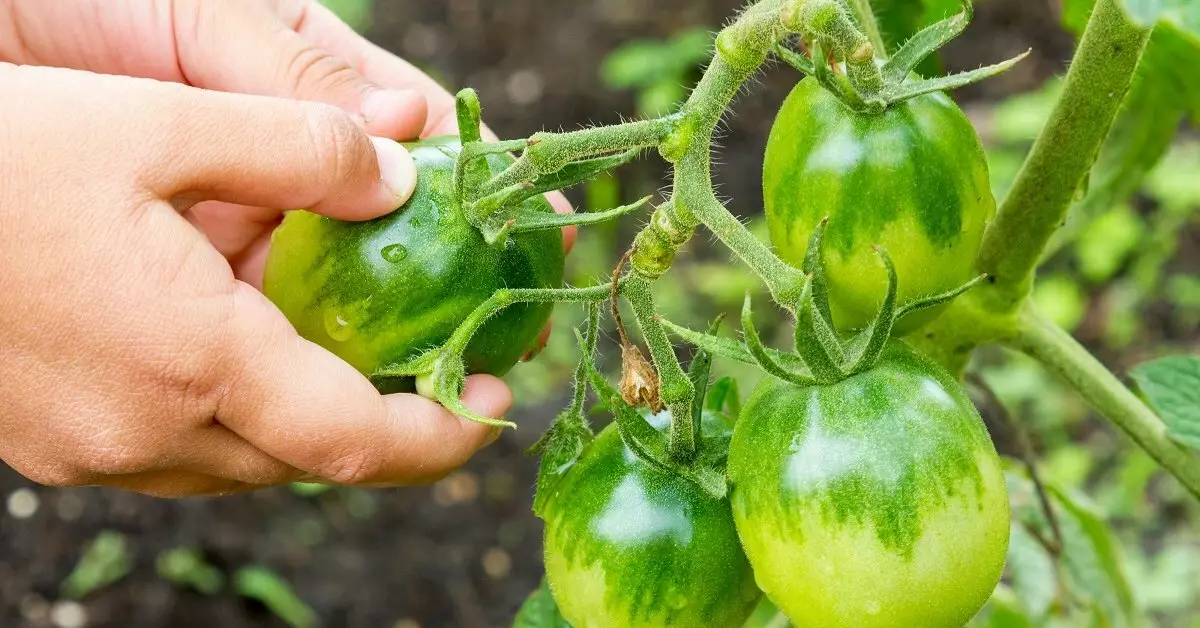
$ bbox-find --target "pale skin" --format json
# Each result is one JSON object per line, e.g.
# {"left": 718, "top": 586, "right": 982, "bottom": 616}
{"left": 0, "top": 0, "right": 574, "bottom": 497}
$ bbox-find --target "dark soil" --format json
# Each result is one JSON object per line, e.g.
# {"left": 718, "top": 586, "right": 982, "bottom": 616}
{"left": 1, "top": 2, "right": 1076, "bottom": 627}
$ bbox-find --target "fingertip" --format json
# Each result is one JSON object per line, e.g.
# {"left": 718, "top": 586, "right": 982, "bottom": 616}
{"left": 369, "top": 136, "right": 418, "bottom": 209}
{"left": 362, "top": 88, "right": 429, "bottom": 141}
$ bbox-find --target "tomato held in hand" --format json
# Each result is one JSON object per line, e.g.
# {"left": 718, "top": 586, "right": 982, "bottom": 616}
{"left": 763, "top": 76, "right": 995, "bottom": 332}
{"left": 728, "top": 342, "right": 1009, "bottom": 628}
{"left": 262, "top": 136, "right": 565, "bottom": 391}
{"left": 542, "top": 410, "right": 760, "bottom": 628}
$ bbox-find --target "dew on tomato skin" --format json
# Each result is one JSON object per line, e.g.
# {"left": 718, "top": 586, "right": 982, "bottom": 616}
{"left": 665, "top": 587, "right": 690, "bottom": 610}
{"left": 323, "top": 309, "right": 355, "bottom": 341}
{"left": 380, "top": 243, "right": 409, "bottom": 263}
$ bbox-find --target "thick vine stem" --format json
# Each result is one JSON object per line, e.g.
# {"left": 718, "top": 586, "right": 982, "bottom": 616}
{"left": 976, "top": 0, "right": 1151, "bottom": 308}
{"left": 913, "top": 0, "right": 1153, "bottom": 377}
{"left": 1008, "top": 305, "right": 1200, "bottom": 501}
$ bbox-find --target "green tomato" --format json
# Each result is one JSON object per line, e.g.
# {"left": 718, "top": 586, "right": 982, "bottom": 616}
{"left": 541, "top": 410, "right": 760, "bottom": 628}
{"left": 727, "top": 342, "right": 1009, "bottom": 628}
{"left": 763, "top": 77, "right": 995, "bottom": 332}
{"left": 262, "top": 136, "right": 565, "bottom": 391}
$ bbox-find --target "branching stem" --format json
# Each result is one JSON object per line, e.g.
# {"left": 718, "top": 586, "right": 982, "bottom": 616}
{"left": 1008, "top": 305, "right": 1200, "bottom": 501}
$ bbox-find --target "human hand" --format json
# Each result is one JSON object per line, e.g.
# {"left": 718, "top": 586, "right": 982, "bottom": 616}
{"left": 0, "top": 63, "right": 512, "bottom": 497}
{"left": 0, "top": 0, "right": 573, "bottom": 351}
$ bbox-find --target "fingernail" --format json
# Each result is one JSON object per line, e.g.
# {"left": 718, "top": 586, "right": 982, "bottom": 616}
{"left": 362, "top": 89, "right": 411, "bottom": 124}
{"left": 371, "top": 136, "right": 418, "bottom": 205}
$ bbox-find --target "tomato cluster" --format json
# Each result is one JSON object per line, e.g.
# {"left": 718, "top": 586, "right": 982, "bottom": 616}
{"left": 260, "top": 60, "right": 1010, "bottom": 626}
{"left": 538, "top": 77, "right": 1009, "bottom": 625}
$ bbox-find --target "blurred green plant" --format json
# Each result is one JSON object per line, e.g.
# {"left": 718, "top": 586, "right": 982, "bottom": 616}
{"left": 318, "top": 0, "right": 373, "bottom": 33}
{"left": 156, "top": 547, "right": 225, "bottom": 595}
{"left": 599, "top": 28, "right": 714, "bottom": 117}
{"left": 60, "top": 530, "right": 132, "bottom": 599}
{"left": 234, "top": 565, "right": 319, "bottom": 628}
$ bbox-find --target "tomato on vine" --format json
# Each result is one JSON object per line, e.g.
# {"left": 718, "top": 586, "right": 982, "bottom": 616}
{"left": 763, "top": 75, "right": 996, "bottom": 333}
{"left": 540, "top": 410, "right": 761, "bottom": 628}
{"left": 727, "top": 341, "right": 1010, "bottom": 628}
{"left": 262, "top": 136, "right": 565, "bottom": 392}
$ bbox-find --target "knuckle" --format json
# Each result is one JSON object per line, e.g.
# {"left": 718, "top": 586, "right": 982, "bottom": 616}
{"left": 300, "top": 102, "right": 370, "bottom": 190}
{"left": 88, "top": 444, "right": 155, "bottom": 476}
{"left": 284, "top": 45, "right": 357, "bottom": 101}
{"left": 319, "top": 449, "right": 384, "bottom": 486}
{"left": 20, "top": 464, "right": 87, "bottom": 488}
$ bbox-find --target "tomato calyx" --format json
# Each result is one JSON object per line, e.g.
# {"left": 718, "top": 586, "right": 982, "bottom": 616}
{"left": 449, "top": 89, "right": 652, "bottom": 245}
{"left": 664, "top": 218, "right": 986, "bottom": 386}
{"left": 776, "top": 0, "right": 1029, "bottom": 113}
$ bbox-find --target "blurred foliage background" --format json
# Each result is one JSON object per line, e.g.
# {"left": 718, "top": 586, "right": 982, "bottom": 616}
{"left": 1, "top": 0, "right": 1196, "bottom": 627}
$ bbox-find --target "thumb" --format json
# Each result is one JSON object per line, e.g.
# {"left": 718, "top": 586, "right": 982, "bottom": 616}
{"left": 213, "top": 284, "right": 507, "bottom": 485}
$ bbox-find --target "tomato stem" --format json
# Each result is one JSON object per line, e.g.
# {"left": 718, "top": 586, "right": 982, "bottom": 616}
{"left": 1009, "top": 304, "right": 1200, "bottom": 501}
{"left": 623, "top": 275, "right": 698, "bottom": 463}
{"left": 976, "top": 0, "right": 1151, "bottom": 308}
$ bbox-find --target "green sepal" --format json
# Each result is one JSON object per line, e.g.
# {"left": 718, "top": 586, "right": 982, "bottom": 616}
{"left": 454, "top": 88, "right": 484, "bottom": 144}
{"left": 800, "top": 217, "right": 835, "bottom": 327}
{"left": 741, "top": 294, "right": 819, "bottom": 386}
{"left": 586, "top": 364, "right": 728, "bottom": 500}
{"left": 452, "top": 89, "right": 492, "bottom": 205}
{"left": 371, "top": 347, "right": 515, "bottom": 429}
{"left": 526, "top": 148, "right": 642, "bottom": 195}
{"left": 810, "top": 38, "right": 873, "bottom": 112}
{"left": 881, "top": 50, "right": 1031, "bottom": 104}
{"left": 503, "top": 196, "right": 652, "bottom": 234}
{"left": 528, "top": 308, "right": 600, "bottom": 519}
{"left": 687, "top": 315, "right": 725, "bottom": 451}
{"left": 776, "top": 41, "right": 816, "bottom": 75}
{"left": 659, "top": 317, "right": 811, "bottom": 375}
{"left": 431, "top": 353, "right": 515, "bottom": 429}
{"left": 846, "top": 245, "right": 899, "bottom": 374}
{"left": 793, "top": 279, "right": 848, "bottom": 383}
{"left": 894, "top": 273, "right": 988, "bottom": 321}
{"left": 881, "top": 0, "right": 973, "bottom": 84}
{"left": 704, "top": 376, "right": 741, "bottom": 419}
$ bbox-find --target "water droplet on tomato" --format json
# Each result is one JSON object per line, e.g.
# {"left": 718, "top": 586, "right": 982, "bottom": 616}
{"left": 380, "top": 243, "right": 409, "bottom": 263}
{"left": 323, "top": 309, "right": 354, "bottom": 341}
{"left": 666, "top": 588, "right": 689, "bottom": 610}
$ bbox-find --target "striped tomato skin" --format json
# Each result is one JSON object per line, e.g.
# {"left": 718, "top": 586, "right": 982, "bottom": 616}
{"left": 764, "top": 77, "right": 995, "bottom": 333}
{"left": 728, "top": 342, "right": 1009, "bottom": 628}
{"left": 263, "top": 136, "right": 564, "bottom": 391}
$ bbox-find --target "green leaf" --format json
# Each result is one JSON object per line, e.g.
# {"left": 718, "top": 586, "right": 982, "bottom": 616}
{"left": 600, "top": 28, "right": 713, "bottom": 90}
{"left": 1129, "top": 355, "right": 1200, "bottom": 450}
{"left": 1006, "top": 471, "right": 1142, "bottom": 628}
{"left": 234, "top": 566, "right": 318, "bottom": 628}
{"left": 512, "top": 578, "right": 572, "bottom": 627}
{"left": 1073, "top": 205, "right": 1145, "bottom": 283}
{"left": 1006, "top": 523, "right": 1058, "bottom": 621}
{"left": 60, "top": 530, "right": 133, "bottom": 599}
{"left": 156, "top": 547, "right": 225, "bottom": 595}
